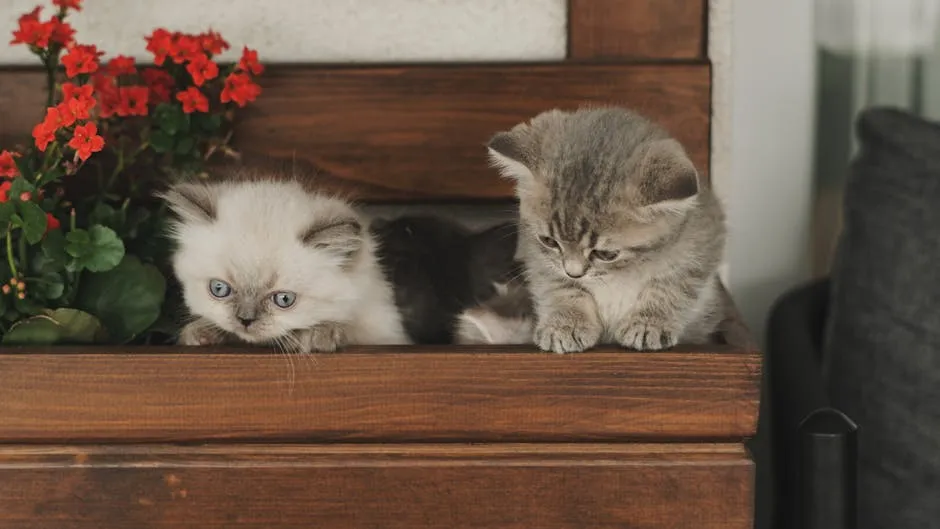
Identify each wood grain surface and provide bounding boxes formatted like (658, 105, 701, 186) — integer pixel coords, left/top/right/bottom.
(0, 443, 754, 529)
(0, 345, 760, 443)
(569, 0, 707, 59)
(0, 63, 711, 201)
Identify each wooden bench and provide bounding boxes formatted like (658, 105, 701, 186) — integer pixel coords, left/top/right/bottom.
(0, 1, 760, 527)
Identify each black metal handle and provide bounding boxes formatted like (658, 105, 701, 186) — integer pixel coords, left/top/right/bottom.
(798, 407, 858, 529)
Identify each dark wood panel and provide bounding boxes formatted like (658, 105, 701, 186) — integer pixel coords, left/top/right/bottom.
(0, 443, 754, 529)
(569, 0, 707, 60)
(0, 345, 760, 443)
(0, 64, 711, 201)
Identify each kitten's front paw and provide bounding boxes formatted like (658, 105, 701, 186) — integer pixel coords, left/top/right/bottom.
(534, 309, 601, 353)
(179, 321, 227, 346)
(297, 322, 348, 353)
(616, 320, 679, 351)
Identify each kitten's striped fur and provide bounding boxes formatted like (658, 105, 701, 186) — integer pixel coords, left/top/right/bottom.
(487, 107, 726, 352)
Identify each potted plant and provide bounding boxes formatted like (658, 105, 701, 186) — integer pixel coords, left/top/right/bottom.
(0, 0, 263, 345)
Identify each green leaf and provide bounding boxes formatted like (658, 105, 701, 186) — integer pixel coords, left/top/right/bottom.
(13, 295, 44, 316)
(88, 202, 121, 230)
(17, 200, 47, 244)
(0, 201, 14, 225)
(76, 255, 167, 343)
(150, 130, 174, 153)
(194, 113, 223, 133)
(174, 136, 195, 155)
(37, 229, 68, 273)
(8, 213, 23, 228)
(33, 272, 65, 300)
(13, 153, 35, 181)
(2, 315, 63, 345)
(154, 103, 189, 136)
(66, 225, 125, 273)
(35, 166, 64, 187)
(46, 308, 105, 343)
(9, 176, 35, 198)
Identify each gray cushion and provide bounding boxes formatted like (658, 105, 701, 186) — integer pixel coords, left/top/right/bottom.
(824, 107, 940, 529)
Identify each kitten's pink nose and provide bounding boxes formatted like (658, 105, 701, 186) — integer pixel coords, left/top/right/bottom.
(238, 317, 256, 327)
(563, 259, 586, 278)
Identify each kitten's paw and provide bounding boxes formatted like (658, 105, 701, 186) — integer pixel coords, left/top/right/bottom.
(297, 322, 348, 353)
(616, 321, 679, 351)
(534, 310, 601, 353)
(179, 321, 226, 346)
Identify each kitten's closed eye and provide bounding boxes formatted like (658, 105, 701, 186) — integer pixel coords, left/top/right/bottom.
(538, 235, 559, 250)
(590, 249, 620, 262)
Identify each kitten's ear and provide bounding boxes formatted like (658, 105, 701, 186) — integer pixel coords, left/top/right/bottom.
(470, 222, 519, 274)
(636, 139, 700, 207)
(486, 126, 536, 182)
(157, 183, 217, 224)
(302, 217, 363, 263)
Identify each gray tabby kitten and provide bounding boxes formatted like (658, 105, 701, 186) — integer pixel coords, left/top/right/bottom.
(486, 107, 726, 353)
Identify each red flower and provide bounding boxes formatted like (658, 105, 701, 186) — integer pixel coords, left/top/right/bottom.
(32, 106, 73, 151)
(176, 87, 209, 114)
(48, 19, 75, 46)
(0, 182, 11, 203)
(67, 122, 105, 161)
(53, 102, 77, 127)
(220, 73, 261, 107)
(32, 122, 56, 152)
(92, 73, 121, 118)
(199, 30, 229, 55)
(141, 67, 174, 104)
(171, 33, 202, 64)
(185, 53, 219, 87)
(117, 86, 149, 117)
(237, 47, 264, 75)
(45, 213, 61, 234)
(106, 55, 136, 76)
(10, 7, 53, 48)
(145, 28, 174, 66)
(62, 82, 94, 102)
(53, 0, 82, 11)
(0, 151, 19, 178)
(62, 44, 102, 78)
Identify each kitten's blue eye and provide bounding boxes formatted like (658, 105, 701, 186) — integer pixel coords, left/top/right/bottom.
(208, 279, 232, 298)
(272, 291, 296, 309)
(591, 249, 620, 262)
(538, 235, 559, 249)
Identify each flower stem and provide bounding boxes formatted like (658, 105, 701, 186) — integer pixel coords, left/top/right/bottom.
(17, 234, 27, 275)
(5, 229, 18, 279)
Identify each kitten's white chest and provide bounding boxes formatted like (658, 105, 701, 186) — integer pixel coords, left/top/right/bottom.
(586, 278, 642, 328)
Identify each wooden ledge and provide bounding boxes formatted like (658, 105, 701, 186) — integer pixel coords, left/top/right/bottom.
(0, 344, 760, 443)
(0, 443, 754, 529)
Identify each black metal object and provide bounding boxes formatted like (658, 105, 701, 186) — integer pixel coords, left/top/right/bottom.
(798, 408, 858, 529)
(764, 278, 859, 529)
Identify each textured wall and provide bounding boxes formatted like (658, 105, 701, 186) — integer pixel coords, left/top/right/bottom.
(1, 0, 567, 64)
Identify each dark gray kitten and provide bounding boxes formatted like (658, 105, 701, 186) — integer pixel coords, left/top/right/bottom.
(487, 106, 727, 353)
(372, 216, 520, 344)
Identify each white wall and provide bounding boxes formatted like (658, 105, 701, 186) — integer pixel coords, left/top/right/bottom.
(1, 0, 566, 63)
(725, 0, 817, 338)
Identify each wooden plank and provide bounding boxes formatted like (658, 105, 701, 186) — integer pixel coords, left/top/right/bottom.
(569, 0, 707, 60)
(0, 63, 711, 201)
(0, 346, 760, 443)
(0, 443, 754, 529)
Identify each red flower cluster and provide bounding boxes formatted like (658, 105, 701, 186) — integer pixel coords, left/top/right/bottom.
(61, 43, 102, 77)
(220, 47, 264, 108)
(145, 29, 230, 67)
(32, 80, 104, 161)
(10, 6, 74, 48)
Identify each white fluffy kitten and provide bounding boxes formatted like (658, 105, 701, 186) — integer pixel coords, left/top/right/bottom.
(160, 167, 409, 352)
